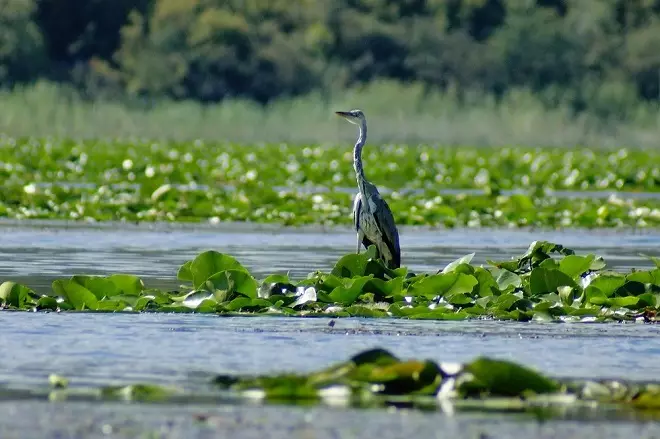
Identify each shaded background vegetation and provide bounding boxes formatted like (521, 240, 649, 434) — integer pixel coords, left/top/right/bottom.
(1, 0, 660, 144)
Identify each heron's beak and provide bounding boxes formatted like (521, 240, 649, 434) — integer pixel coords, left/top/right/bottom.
(335, 111, 350, 118)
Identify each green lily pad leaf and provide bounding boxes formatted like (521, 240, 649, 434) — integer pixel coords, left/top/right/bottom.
(585, 286, 606, 304)
(101, 384, 174, 402)
(521, 241, 575, 267)
(590, 296, 639, 308)
(48, 374, 69, 389)
(492, 268, 522, 291)
(177, 260, 193, 282)
(328, 276, 372, 305)
(558, 286, 577, 305)
(588, 274, 626, 297)
(462, 357, 560, 397)
(331, 253, 370, 278)
(350, 348, 400, 367)
(637, 293, 656, 307)
(345, 305, 388, 318)
(529, 268, 577, 295)
(258, 281, 297, 298)
(190, 251, 249, 289)
(475, 296, 493, 308)
(539, 258, 559, 269)
(52, 279, 98, 311)
(408, 274, 454, 298)
(354, 360, 442, 395)
(225, 297, 253, 311)
(640, 254, 660, 268)
(632, 386, 660, 409)
(494, 293, 520, 311)
(589, 256, 607, 271)
(182, 290, 215, 309)
(133, 296, 155, 311)
(441, 253, 475, 274)
(387, 304, 428, 317)
(363, 277, 404, 298)
(70, 275, 118, 299)
(108, 274, 145, 296)
(408, 273, 476, 299)
(486, 259, 519, 273)
(472, 267, 499, 297)
(36, 296, 59, 311)
(408, 310, 471, 320)
(615, 281, 646, 297)
(224, 297, 274, 312)
(205, 269, 258, 299)
(262, 274, 291, 284)
(559, 254, 596, 279)
(626, 269, 660, 286)
(312, 274, 344, 293)
(96, 300, 130, 311)
(0, 281, 35, 308)
(489, 241, 575, 274)
(446, 293, 474, 305)
(292, 287, 317, 308)
(445, 274, 479, 297)
(154, 304, 194, 313)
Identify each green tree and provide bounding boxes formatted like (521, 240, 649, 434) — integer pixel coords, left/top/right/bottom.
(625, 19, 660, 99)
(114, 0, 323, 102)
(34, 0, 152, 69)
(0, 0, 46, 85)
(489, 3, 586, 91)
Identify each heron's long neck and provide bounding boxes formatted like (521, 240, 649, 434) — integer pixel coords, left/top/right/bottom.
(353, 120, 368, 195)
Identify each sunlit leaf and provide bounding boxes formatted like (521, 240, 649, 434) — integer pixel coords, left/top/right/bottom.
(52, 279, 99, 311)
(441, 253, 475, 274)
(462, 357, 560, 396)
(190, 251, 250, 289)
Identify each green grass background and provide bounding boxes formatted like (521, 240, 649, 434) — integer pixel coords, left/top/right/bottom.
(2, 81, 659, 148)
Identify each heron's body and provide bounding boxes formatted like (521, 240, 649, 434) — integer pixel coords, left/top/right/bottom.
(336, 109, 401, 269)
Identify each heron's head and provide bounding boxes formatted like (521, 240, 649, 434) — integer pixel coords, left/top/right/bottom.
(335, 109, 365, 126)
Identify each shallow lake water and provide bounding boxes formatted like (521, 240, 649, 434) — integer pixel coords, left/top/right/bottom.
(0, 221, 659, 438)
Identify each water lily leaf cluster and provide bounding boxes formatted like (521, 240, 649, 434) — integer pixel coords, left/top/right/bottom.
(1, 241, 658, 322)
(0, 136, 658, 228)
(21, 348, 660, 419)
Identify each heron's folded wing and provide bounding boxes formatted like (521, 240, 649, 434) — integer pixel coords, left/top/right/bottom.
(352, 193, 362, 231)
(373, 196, 400, 256)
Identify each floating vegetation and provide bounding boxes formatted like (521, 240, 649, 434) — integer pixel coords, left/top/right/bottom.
(1, 241, 658, 323)
(5, 348, 659, 420)
(0, 137, 658, 228)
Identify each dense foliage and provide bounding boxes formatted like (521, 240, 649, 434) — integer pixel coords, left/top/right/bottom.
(2, 241, 659, 323)
(1, 137, 658, 228)
(3, 0, 660, 119)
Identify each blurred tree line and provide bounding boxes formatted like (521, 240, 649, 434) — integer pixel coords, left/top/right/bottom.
(2, 0, 660, 117)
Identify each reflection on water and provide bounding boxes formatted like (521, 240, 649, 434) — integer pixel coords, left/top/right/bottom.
(0, 221, 657, 292)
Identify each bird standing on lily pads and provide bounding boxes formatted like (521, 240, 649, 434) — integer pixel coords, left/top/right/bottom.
(335, 109, 401, 269)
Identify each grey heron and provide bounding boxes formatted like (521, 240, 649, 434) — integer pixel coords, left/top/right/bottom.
(335, 109, 401, 269)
